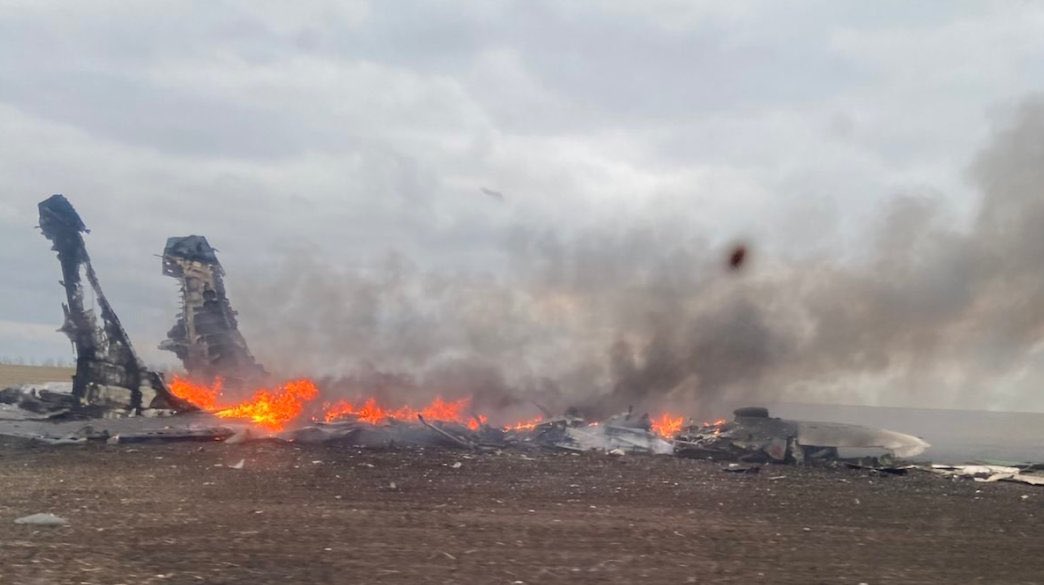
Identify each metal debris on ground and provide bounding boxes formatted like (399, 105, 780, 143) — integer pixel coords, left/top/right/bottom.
(0, 382, 78, 420)
(0, 411, 238, 443)
(844, 462, 914, 476)
(923, 464, 1044, 486)
(722, 463, 761, 474)
(516, 408, 672, 455)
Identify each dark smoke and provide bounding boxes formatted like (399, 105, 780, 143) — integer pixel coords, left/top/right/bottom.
(234, 98, 1044, 418)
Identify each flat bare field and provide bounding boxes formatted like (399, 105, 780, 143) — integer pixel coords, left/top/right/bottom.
(0, 364, 74, 387)
(0, 441, 1040, 585)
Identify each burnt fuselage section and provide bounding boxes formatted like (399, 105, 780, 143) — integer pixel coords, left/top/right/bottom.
(160, 236, 265, 387)
(674, 407, 930, 463)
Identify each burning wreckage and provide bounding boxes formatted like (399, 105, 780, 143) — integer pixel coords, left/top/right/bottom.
(4, 194, 1041, 485)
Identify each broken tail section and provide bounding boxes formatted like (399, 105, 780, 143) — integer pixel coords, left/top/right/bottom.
(37, 194, 196, 413)
(159, 235, 266, 388)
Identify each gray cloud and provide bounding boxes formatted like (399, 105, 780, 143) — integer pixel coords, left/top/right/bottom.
(2, 2, 1044, 414)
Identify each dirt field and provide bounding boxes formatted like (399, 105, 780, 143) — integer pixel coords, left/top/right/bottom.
(0, 441, 1040, 585)
(0, 364, 74, 387)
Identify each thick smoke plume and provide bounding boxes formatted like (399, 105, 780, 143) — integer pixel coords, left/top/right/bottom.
(235, 99, 1044, 418)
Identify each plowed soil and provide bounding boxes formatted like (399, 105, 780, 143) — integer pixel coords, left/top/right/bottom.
(0, 440, 1040, 584)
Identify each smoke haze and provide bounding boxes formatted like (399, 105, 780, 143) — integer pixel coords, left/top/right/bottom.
(232, 99, 1044, 417)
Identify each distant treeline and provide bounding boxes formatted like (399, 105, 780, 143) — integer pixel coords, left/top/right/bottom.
(0, 357, 75, 367)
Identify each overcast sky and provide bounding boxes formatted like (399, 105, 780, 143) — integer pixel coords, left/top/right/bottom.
(2, 1, 1044, 410)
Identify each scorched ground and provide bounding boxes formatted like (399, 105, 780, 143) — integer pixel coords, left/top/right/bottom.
(1, 440, 1040, 585)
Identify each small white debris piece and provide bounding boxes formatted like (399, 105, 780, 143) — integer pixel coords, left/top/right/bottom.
(14, 513, 68, 526)
(607, 448, 626, 457)
(389, 481, 397, 490)
(927, 464, 1044, 486)
(106, 435, 121, 445)
(44, 436, 87, 445)
(451, 462, 462, 469)
(229, 459, 245, 470)
(311, 460, 323, 465)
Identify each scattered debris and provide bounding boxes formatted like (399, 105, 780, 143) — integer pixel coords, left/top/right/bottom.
(229, 459, 245, 470)
(0, 412, 238, 443)
(844, 462, 913, 476)
(0, 382, 77, 420)
(924, 464, 1044, 486)
(14, 513, 68, 526)
(417, 415, 477, 450)
(723, 463, 760, 474)
(534, 410, 673, 455)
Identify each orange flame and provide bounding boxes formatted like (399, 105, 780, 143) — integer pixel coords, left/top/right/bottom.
(214, 379, 319, 431)
(322, 395, 475, 427)
(504, 415, 544, 432)
(467, 414, 489, 431)
(169, 376, 222, 411)
(169, 375, 317, 431)
(171, 374, 694, 437)
(651, 413, 685, 439)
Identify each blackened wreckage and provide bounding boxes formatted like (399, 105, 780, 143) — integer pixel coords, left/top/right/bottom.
(34, 194, 193, 414)
(15, 194, 1040, 487)
(160, 235, 266, 387)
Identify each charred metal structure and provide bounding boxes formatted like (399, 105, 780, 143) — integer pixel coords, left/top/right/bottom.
(37, 194, 192, 412)
(673, 407, 930, 463)
(160, 235, 265, 386)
